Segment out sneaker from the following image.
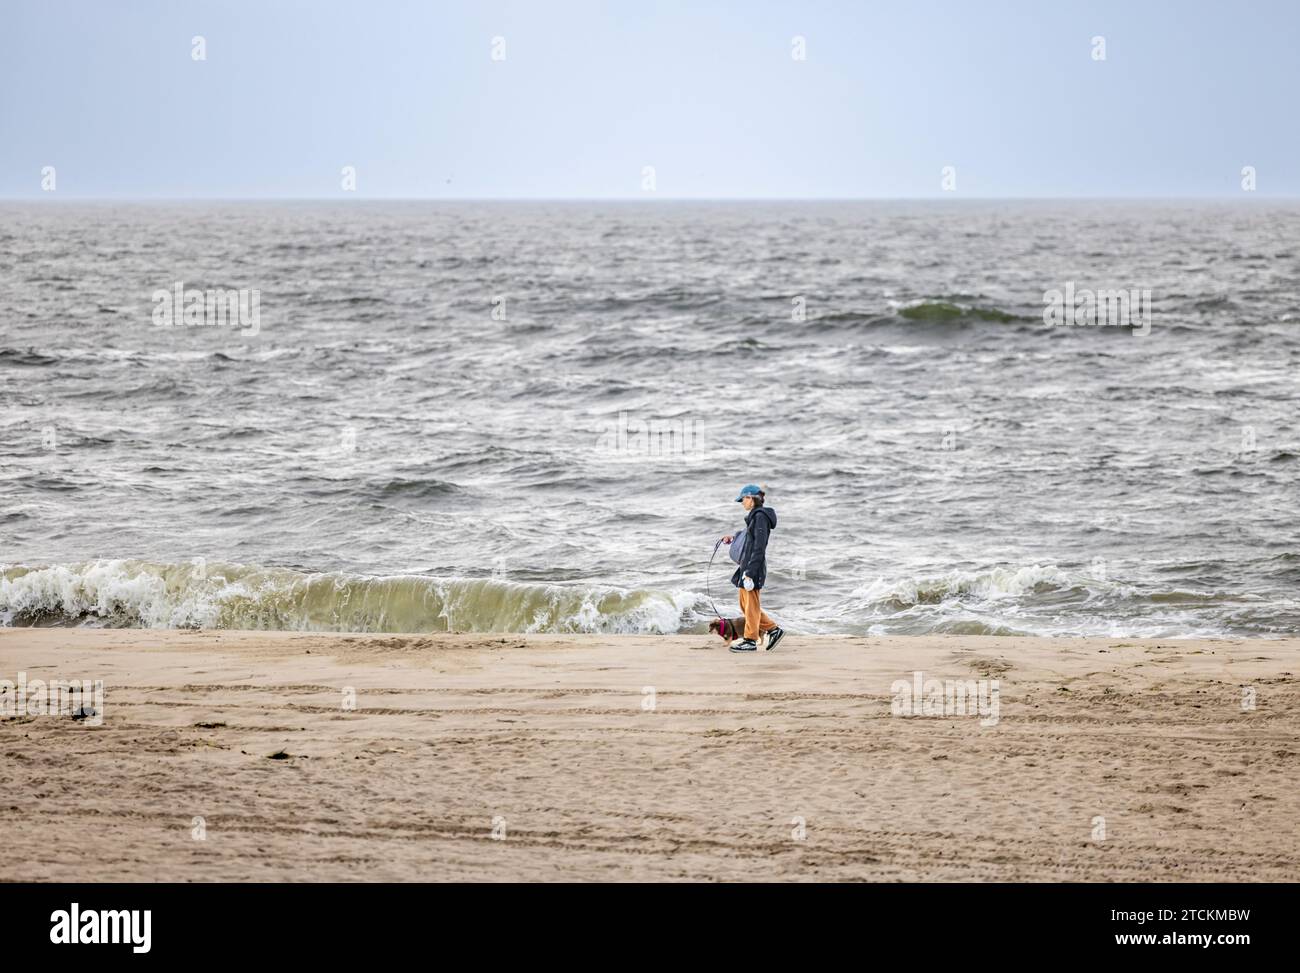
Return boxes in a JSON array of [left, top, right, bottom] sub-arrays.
[[765, 627, 785, 651], [729, 639, 759, 653]]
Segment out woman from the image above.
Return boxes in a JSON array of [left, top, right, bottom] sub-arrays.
[[721, 484, 785, 652]]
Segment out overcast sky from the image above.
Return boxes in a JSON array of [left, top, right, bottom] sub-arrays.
[[2, 0, 1296, 198]]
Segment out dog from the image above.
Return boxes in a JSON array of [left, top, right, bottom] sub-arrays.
[[709, 616, 766, 647]]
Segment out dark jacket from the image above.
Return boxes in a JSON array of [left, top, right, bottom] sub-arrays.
[[732, 505, 777, 590]]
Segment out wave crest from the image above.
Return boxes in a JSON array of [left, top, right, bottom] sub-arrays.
[[0, 560, 693, 635], [852, 564, 1091, 609], [898, 301, 1023, 323]]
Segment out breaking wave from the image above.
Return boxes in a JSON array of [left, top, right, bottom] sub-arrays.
[[0, 560, 696, 635], [820, 562, 1293, 639], [852, 564, 1105, 609]]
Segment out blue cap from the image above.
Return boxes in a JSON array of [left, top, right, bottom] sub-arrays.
[[735, 483, 763, 502]]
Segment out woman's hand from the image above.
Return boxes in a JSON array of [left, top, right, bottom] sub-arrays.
[[721, 535, 733, 544], [742, 575, 754, 590]]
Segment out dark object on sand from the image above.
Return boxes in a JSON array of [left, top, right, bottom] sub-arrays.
[[708, 616, 747, 641]]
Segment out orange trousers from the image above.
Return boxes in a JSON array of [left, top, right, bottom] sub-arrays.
[[738, 588, 777, 641]]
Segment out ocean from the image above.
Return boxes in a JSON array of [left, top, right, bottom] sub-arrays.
[[2, 199, 1298, 638]]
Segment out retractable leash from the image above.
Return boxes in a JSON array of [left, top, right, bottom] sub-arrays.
[[706, 537, 727, 625]]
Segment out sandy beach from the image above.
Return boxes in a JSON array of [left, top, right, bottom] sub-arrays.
[[1, 628, 1296, 882]]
